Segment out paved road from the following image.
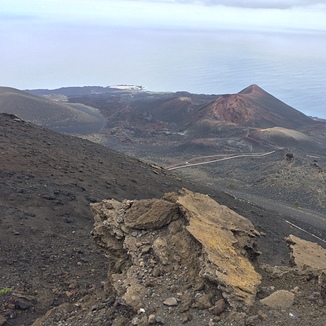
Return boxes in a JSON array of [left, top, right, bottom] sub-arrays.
[[166, 151, 276, 170], [227, 189, 326, 244], [165, 150, 326, 245]]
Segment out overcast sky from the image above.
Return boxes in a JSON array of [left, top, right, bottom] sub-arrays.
[[2, 0, 326, 112], [2, 0, 326, 31]]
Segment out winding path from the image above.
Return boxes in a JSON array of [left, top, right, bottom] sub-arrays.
[[166, 151, 276, 171]]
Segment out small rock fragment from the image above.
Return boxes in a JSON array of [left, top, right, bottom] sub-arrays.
[[148, 314, 156, 324], [0, 316, 7, 326], [15, 301, 31, 310], [137, 308, 146, 314], [181, 314, 192, 324], [163, 297, 178, 306], [155, 315, 165, 324], [209, 299, 226, 316], [193, 293, 212, 309], [208, 319, 215, 326], [131, 314, 147, 325], [290, 286, 300, 294], [260, 290, 294, 309], [152, 266, 161, 277], [246, 315, 260, 325]]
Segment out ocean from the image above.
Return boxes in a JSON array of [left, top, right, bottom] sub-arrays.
[[3, 23, 326, 119], [104, 27, 326, 119]]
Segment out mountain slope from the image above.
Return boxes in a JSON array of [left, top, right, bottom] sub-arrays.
[[0, 87, 105, 133], [0, 112, 196, 325], [189, 84, 315, 130], [1, 113, 325, 325]]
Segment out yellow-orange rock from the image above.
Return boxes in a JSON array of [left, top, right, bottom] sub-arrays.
[[177, 189, 261, 307], [286, 234, 326, 273]]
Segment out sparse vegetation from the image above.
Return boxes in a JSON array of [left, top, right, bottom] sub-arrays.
[[0, 287, 11, 295], [294, 200, 300, 208]]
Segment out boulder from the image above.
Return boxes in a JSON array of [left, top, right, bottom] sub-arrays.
[[285, 235, 326, 273], [260, 290, 294, 309]]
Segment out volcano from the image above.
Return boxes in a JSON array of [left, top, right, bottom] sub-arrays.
[[190, 84, 315, 129]]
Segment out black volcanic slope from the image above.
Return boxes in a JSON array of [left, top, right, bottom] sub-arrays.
[[0, 113, 190, 324], [0, 112, 315, 325]]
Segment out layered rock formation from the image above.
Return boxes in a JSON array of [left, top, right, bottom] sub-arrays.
[[91, 188, 262, 319], [32, 190, 326, 325]]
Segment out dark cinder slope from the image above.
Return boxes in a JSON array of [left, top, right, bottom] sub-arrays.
[[0, 113, 324, 325], [0, 86, 104, 133], [0, 113, 190, 325]]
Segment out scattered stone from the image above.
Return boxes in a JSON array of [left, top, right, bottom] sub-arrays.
[[15, 300, 31, 310], [153, 237, 170, 265], [246, 315, 260, 325], [148, 314, 156, 324], [131, 314, 148, 325], [193, 293, 212, 309], [289, 312, 298, 320], [155, 315, 165, 324], [257, 286, 275, 299], [152, 266, 161, 277], [225, 311, 247, 324], [290, 286, 301, 295], [209, 299, 226, 316], [208, 319, 215, 326], [308, 292, 321, 302], [285, 153, 294, 161], [141, 245, 152, 254], [179, 297, 193, 312], [260, 290, 295, 309], [257, 310, 268, 321], [212, 316, 221, 323], [181, 314, 192, 324], [0, 316, 7, 326], [262, 265, 293, 279], [123, 284, 147, 308], [163, 297, 178, 306], [112, 315, 129, 326]]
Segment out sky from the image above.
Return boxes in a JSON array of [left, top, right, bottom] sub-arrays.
[[1, 0, 326, 118], [2, 0, 326, 31]]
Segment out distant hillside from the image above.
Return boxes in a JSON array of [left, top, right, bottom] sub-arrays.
[[26, 86, 113, 97], [189, 84, 315, 130], [0, 86, 105, 134]]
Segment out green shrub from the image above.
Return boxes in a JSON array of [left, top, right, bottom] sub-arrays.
[[0, 287, 11, 295], [293, 201, 300, 208], [227, 182, 234, 188]]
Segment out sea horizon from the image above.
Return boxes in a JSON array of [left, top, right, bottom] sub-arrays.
[[3, 26, 326, 119]]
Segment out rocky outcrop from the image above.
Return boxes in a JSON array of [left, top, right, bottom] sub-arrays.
[[285, 234, 326, 273], [91, 188, 262, 317], [31, 193, 326, 326]]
